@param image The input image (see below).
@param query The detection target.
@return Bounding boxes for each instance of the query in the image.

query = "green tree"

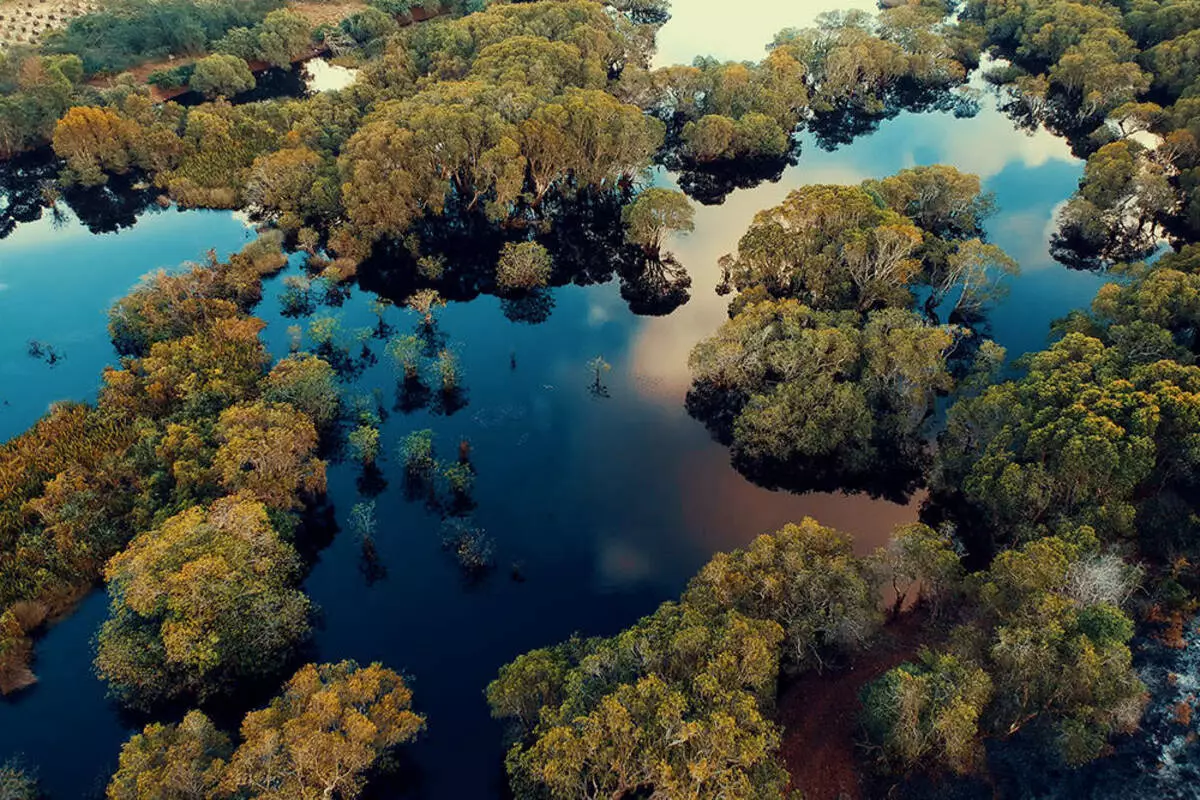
[688,299,956,485]
[684,517,881,670]
[490,604,788,800]
[719,184,923,311]
[190,53,256,99]
[872,523,963,619]
[861,649,993,774]
[255,9,313,68]
[933,332,1199,548]
[263,354,341,429]
[866,165,996,240]
[496,241,553,291]
[621,187,695,258]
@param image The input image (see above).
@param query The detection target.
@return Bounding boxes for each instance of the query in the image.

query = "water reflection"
[652,0,877,66]
[0,207,254,442]
[304,58,359,92]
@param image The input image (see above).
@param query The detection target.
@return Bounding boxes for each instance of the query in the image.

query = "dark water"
[0,205,255,442]
[0,43,1120,800]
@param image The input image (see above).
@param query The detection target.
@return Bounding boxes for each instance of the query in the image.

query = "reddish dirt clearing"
[778,615,927,800]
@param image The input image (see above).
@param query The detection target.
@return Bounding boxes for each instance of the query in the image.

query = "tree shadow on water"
[355,188,695,320]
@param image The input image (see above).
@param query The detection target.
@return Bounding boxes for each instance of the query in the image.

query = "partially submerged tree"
[96,495,311,708]
[621,187,695,258]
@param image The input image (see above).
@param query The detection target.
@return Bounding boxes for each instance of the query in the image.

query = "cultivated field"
[0,0,100,50]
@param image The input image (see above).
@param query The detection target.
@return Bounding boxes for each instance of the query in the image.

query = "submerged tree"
[496,241,553,292]
[406,289,446,327]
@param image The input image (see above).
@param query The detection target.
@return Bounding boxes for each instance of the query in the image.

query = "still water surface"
[0,3,1112,796]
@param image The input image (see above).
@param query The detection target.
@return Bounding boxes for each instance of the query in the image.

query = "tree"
[491,517,896,799]
[100,316,270,421]
[220,661,426,800]
[683,517,881,670]
[406,288,446,326]
[866,165,995,240]
[107,711,231,800]
[340,6,400,46]
[680,114,737,161]
[348,423,381,465]
[490,603,788,800]
[468,35,605,99]
[1146,28,1200,99]
[340,121,430,241]
[0,759,38,800]
[688,299,956,491]
[52,105,140,186]
[96,495,311,708]
[933,333,1196,548]
[719,184,923,311]
[861,649,993,774]
[213,401,327,510]
[263,355,341,430]
[621,187,694,258]
[976,534,1146,764]
[1059,139,1175,262]
[872,523,963,619]
[486,648,570,731]
[932,238,1020,315]
[520,89,664,202]
[190,54,255,99]
[245,146,336,226]
[255,9,313,68]
[863,532,1145,773]
[1088,246,1200,353]
[496,241,553,291]
[1048,30,1149,118]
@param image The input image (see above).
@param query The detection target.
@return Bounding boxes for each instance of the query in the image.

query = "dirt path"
[777,615,927,800]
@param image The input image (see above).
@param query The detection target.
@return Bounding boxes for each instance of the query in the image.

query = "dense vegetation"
[43,0,285,74]
[107,660,425,799]
[488,0,1200,794]
[0,235,330,696]
[490,517,1146,797]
